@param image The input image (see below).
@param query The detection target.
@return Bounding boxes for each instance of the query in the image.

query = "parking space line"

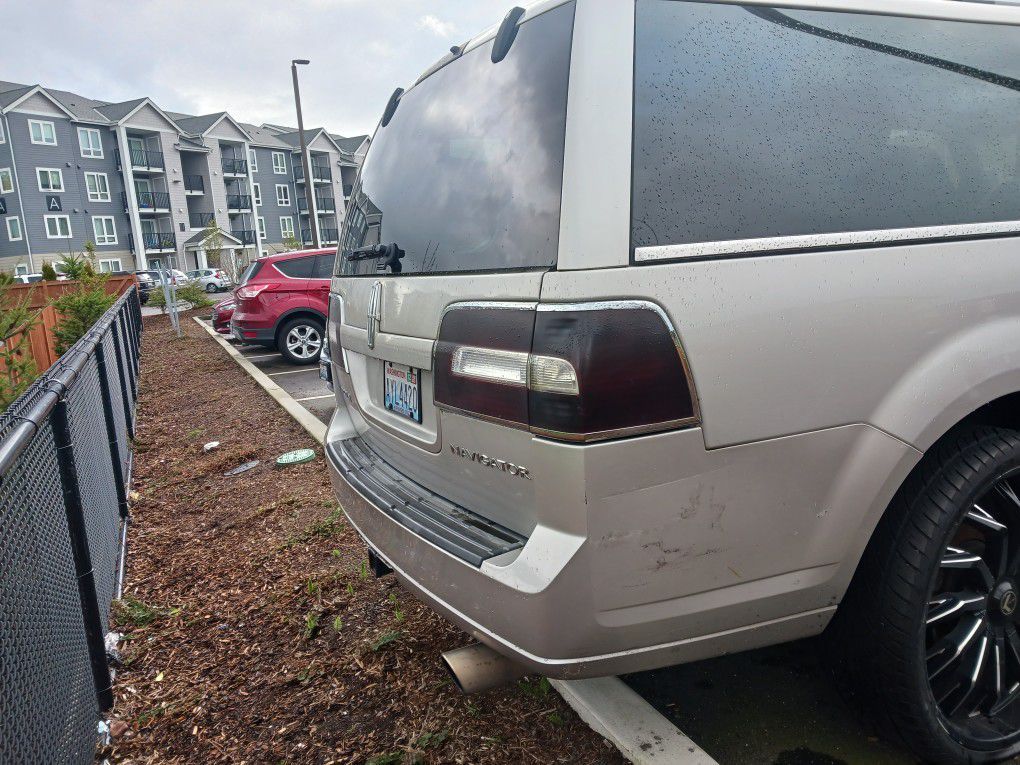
[242,353,280,360]
[295,394,335,402]
[268,368,319,377]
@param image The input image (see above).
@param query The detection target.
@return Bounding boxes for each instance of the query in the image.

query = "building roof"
[174,112,228,135]
[239,122,293,150]
[95,97,148,122]
[0,83,35,109]
[332,134,370,154]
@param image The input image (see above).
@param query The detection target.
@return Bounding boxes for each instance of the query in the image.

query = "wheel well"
[273,310,326,342]
[955,392,1020,436]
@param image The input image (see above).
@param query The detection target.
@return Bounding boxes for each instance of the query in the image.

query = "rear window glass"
[632,2,1020,253]
[275,256,315,278]
[239,261,263,284]
[340,2,575,276]
[312,253,335,279]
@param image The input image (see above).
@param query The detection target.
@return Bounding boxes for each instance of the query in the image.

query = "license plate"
[384,362,421,423]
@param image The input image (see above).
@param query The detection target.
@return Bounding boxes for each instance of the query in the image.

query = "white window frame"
[14,263,28,275]
[37,168,64,193]
[28,119,57,146]
[249,148,258,172]
[279,216,294,239]
[98,258,123,273]
[44,214,71,239]
[77,127,103,158]
[6,216,22,242]
[272,151,286,174]
[92,215,117,246]
[0,167,12,194]
[257,216,266,239]
[276,184,290,206]
[0,120,5,144]
[252,182,262,206]
[84,171,110,202]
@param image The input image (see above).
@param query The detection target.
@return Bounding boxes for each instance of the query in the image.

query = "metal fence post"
[95,339,129,519]
[51,392,115,712]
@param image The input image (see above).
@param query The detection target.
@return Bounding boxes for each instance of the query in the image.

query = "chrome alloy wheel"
[927,471,1020,748]
[285,324,322,360]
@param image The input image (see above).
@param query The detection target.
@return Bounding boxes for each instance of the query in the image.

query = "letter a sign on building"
[46,195,62,212]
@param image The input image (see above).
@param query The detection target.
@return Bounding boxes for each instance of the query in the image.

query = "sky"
[2,0,517,138]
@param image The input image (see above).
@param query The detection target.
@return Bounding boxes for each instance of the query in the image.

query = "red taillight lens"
[433,302,698,442]
[236,283,270,300]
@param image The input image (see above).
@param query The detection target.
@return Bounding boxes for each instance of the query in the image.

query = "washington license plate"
[384,362,422,423]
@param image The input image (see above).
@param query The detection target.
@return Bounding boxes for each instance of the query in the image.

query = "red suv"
[230,248,334,364]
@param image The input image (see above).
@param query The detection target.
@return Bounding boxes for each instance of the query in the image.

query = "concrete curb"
[552,678,718,765]
[196,315,714,765]
[193,317,326,442]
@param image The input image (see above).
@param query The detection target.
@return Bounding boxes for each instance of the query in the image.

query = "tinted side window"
[275,256,315,278]
[312,253,335,279]
[632,2,1020,251]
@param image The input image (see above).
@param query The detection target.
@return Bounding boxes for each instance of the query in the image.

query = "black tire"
[276,316,324,365]
[205,283,218,293]
[833,426,1020,764]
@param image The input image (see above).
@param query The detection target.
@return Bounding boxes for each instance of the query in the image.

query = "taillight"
[236,283,271,300]
[433,301,698,442]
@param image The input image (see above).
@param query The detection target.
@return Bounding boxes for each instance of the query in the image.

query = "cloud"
[417,14,457,37]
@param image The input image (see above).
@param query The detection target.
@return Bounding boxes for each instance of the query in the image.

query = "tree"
[41,262,58,281]
[0,279,38,409]
[52,242,115,355]
[283,235,301,251]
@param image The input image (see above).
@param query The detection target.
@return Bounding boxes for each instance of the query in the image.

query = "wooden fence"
[3,276,138,375]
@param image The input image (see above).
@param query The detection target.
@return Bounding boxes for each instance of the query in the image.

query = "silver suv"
[325,1,1020,761]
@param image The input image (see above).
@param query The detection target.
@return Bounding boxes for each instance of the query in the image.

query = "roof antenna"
[491,7,526,64]
[381,87,404,128]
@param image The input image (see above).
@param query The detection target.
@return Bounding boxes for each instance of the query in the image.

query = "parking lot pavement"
[624,638,916,765]
[229,338,336,424]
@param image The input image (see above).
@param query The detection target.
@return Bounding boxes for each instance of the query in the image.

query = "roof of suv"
[259,248,334,264]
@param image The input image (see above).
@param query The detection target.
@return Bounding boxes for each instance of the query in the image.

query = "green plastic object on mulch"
[276,448,316,468]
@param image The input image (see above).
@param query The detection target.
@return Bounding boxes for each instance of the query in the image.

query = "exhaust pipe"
[441,642,528,694]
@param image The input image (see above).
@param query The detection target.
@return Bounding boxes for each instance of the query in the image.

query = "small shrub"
[52,243,115,355]
[40,263,58,281]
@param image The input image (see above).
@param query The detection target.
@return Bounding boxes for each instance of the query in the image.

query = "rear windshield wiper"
[345,243,405,273]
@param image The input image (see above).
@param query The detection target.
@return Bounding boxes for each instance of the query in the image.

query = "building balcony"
[124,190,171,213]
[221,157,248,176]
[116,147,165,173]
[189,212,215,229]
[231,229,256,246]
[342,184,354,198]
[321,228,338,244]
[296,195,336,213]
[294,164,332,183]
[184,175,205,195]
[129,231,176,253]
[226,194,252,212]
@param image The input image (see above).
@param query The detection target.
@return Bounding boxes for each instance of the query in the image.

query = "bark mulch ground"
[104,312,623,765]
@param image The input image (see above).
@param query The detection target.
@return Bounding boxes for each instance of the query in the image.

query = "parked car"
[11,273,44,284]
[133,271,155,304]
[323,3,1020,763]
[186,268,232,293]
[137,268,189,288]
[210,298,235,335]
[230,248,333,364]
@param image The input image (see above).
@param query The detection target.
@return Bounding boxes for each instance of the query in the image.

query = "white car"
[186,268,232,293]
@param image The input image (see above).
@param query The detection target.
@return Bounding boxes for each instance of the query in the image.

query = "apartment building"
[0,80,368,275]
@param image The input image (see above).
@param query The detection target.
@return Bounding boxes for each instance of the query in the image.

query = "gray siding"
[0,114,29,266]
[250,145,298,248]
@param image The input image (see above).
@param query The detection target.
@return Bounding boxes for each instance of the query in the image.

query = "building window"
[99,258,123,273]
[276,184,290,206]
[0,167,12,194]
[257,216,266,239]
[0,120,5,144]
[252,183,262,206]
[45,214,71,239]
[92,216,117,245]
[14,264,28,275]
[249,148,258,172]
[37,168,64,193]
[78,127,104,158]
[29,119,57,145]
[272,152,286,174]
[280,216,295,239]
[6,216,22,242]
[85,172,110,202]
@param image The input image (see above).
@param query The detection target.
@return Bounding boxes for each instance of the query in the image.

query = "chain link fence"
[0,288,141,765]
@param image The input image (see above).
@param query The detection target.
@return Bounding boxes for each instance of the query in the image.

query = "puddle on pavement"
[623,638,917,765]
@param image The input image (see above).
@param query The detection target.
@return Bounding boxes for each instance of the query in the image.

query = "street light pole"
[291,59,319,249]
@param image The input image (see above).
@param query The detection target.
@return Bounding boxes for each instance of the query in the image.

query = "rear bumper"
[323,406,916,677]
[229,316,274,343]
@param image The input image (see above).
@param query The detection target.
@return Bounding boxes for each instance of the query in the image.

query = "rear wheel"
[277,317,323,365]
[835,426,1020,763]
[205,282,218,293]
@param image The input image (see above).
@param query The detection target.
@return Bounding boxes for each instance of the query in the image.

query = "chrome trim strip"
[634,220,1020,263]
